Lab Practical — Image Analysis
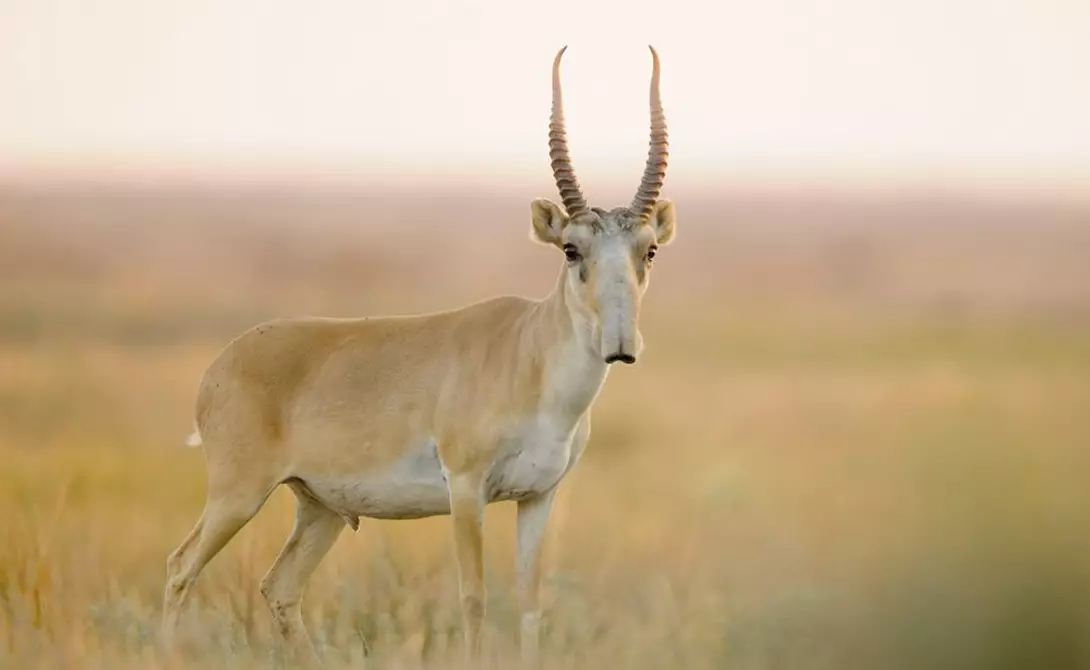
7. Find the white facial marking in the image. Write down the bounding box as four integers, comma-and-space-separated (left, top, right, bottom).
593, 235, 640, 361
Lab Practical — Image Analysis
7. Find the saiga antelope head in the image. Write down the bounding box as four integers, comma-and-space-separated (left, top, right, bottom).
531, 45, 677, 365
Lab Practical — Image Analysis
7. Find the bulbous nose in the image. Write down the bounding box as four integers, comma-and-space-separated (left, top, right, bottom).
604, 352, 637, 365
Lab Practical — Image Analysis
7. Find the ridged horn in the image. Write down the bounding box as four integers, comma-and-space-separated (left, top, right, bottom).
630, 45, 668, 220
549, 46, 589, 219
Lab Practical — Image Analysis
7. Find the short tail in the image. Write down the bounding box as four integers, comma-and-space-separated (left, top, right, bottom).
184, 426, 203, 448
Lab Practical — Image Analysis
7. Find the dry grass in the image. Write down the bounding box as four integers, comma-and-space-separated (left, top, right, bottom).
2, 183, 1089, 669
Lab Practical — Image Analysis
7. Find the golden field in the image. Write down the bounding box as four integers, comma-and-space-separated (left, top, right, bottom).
2, 182, 1089, 669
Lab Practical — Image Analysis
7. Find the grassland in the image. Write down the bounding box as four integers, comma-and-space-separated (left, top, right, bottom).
2, 183, 1089, 669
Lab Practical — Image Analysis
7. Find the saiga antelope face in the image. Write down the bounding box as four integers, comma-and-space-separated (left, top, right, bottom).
531, 200, 676, 364
530, 45, 677, 365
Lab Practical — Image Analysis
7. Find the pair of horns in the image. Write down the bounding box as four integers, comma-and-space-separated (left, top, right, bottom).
549, 46, 668, 221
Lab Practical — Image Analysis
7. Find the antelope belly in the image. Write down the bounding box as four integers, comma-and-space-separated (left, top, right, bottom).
292, 438, 451, 521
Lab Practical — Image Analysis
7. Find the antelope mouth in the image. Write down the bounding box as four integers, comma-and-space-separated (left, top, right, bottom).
604, 352, 637, 365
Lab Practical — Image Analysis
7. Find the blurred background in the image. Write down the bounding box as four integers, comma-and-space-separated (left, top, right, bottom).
2, 1, 1089, 668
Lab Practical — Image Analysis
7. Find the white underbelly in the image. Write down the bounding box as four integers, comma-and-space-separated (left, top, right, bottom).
292, 439, 451, 522
290, 427, 578, 523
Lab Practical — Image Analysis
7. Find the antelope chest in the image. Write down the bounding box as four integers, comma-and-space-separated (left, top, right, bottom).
486, 417, 578, 502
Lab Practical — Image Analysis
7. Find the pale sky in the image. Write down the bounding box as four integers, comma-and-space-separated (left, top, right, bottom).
2, 0, 1089, 191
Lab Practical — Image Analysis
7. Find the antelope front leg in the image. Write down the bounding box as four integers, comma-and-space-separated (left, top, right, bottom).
516, 487, 558, 666
447, 471, 487, 661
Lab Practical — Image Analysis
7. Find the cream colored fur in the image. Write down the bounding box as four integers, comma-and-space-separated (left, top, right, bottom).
160, 123, 677, 670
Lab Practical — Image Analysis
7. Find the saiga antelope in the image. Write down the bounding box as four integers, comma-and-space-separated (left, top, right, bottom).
161, 45, 677, 665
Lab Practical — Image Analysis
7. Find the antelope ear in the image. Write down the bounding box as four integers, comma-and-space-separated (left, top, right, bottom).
650, 199, 677, 246
530, 198, 569, 246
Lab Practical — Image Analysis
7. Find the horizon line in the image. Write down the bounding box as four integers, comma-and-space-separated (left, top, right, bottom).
3, 162, 1090, 204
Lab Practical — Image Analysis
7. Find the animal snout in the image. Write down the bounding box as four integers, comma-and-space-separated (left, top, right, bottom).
604, 352, 637, 365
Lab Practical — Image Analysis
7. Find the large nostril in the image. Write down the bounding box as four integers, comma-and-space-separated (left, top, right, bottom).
604, 353, 637, 365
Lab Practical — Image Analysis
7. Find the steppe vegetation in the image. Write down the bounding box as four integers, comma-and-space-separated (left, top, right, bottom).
2, 183, 1089, 669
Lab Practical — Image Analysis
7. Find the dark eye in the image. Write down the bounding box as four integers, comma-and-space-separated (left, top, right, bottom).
645, 245, 658, 263
563, 244, 582, 263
